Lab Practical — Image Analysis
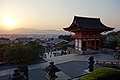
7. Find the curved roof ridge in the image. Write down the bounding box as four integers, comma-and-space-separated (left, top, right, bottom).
74, 16, 100, 20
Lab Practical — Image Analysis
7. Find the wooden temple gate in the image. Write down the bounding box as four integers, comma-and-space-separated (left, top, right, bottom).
64, 16, 114, 54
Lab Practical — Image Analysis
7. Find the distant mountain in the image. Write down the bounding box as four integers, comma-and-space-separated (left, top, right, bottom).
0, 29, 7, 34
0, 28, 70, 35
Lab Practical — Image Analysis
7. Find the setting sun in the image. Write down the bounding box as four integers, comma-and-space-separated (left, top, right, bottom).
1, 18, 17, 30
4, 19, 16, 27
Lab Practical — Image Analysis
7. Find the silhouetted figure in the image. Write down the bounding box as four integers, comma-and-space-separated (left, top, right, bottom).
9, 68, 27, 80
44, 61, 60, 80
18, 65, 29, 80
88, 56, 95, 72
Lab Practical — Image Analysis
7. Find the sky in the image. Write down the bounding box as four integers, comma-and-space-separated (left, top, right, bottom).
0, 0, 120, 30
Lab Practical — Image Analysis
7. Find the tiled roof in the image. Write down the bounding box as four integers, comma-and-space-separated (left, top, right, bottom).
46, 39, 68, 45
64, 16, 114, 31
67, 41, 74, 46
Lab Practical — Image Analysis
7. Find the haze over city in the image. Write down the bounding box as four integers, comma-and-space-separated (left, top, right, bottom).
0, 0, 120, 33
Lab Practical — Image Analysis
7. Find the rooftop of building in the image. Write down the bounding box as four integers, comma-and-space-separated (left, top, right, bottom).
64, 16, 114, 32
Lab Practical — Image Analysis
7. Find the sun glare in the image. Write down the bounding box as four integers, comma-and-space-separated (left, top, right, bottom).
4, 19, 16, 27
1, 18, 17, 30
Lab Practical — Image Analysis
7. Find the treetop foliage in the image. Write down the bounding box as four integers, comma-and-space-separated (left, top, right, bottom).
58, 35, 73, 41
0, 41, 44, 64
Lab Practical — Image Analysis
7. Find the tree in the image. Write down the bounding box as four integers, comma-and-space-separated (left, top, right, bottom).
118, 40, 120, 49
26, 41, 45, 58
100, 35, 107, 48
0, 44, 9, 62
61, 44, 68, 55
0, 48, 5, 62
4, 42, 45, 64
58, 35, 72, 41
102, 31, 120, 49
107, 40, 118, 49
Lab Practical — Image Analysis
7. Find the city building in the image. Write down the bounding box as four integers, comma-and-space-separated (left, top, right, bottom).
43, 39, 68, 58
0, 37, 11, 44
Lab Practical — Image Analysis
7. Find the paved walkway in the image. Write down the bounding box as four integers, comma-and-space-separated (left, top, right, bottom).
0, 53, 117, 80
44, 53, 117, 64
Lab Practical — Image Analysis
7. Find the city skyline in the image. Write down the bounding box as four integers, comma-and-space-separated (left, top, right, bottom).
0, 0, 120, 31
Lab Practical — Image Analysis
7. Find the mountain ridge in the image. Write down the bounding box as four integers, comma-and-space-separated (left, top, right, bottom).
0, 28, 70, 34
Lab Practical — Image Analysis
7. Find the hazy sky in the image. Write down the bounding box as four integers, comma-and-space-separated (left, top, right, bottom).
0, 0, 120, 30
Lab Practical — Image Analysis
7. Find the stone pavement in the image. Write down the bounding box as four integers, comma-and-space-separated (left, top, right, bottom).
44, 53, 117, 65
56, 61, 102, 78
0, 53, 117, 80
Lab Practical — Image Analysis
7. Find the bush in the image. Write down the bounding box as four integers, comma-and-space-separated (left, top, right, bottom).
81, 68, 120, 80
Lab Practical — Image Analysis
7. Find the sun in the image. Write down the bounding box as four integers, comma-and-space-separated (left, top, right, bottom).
1, 18, 17, 30
4, 19, 16, 27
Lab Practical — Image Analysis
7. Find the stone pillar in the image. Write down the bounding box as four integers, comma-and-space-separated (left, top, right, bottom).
10, 68, 28, 80
88, 56, 95, 72
44, 61, 60, 80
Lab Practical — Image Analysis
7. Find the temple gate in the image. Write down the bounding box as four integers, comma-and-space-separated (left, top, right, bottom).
64, 16, 114, 54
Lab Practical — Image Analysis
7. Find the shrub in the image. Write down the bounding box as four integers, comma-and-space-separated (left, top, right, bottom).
81, 68, 120, 80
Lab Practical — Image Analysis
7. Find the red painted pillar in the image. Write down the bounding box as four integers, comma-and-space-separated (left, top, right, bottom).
81, 39, 82, 50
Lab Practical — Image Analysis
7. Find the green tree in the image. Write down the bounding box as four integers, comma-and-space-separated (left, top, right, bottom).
58, 35, 72, 41
104, 31, 120, 49
108, 40, 118, 49
0, 48, 5, 62
118, 40, 120, 49
0, 44, 9, 62
61, 44, 68, 55
26, 41, 45, 58
100, 35, 107, 48
4, 43, 25, 63
4, 42, 45, 64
